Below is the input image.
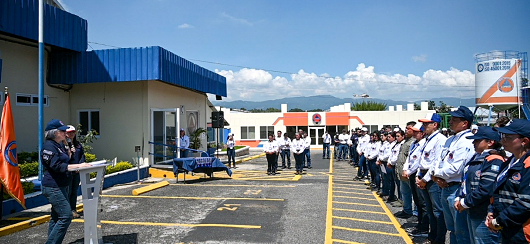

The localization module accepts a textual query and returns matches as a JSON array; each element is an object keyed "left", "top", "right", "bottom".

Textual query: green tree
[
  {"left": 351, "top": 101, "right": 387, "bottom": 111},
  {"left": 288, "top": 108, "right": 305, "bottom": 112},
  {"left": 307, "top": 109, "right": 324, "bottom": 112}
]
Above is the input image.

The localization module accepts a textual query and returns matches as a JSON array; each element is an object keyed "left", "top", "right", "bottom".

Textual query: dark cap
[
  {"left": 466, "top": 126, "right": 500, "bottom": 141},
  {"left": 449, "top": 106, "right": 474, "bottom": 123},
  {"left": 45, "top": 119, "right": 68, "bottom": 131},
  {"left": 494, "top": 119, "right": 530, "bottom": 138}
]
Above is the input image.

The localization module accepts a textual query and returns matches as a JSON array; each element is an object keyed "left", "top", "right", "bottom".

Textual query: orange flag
[{"left": 0, "top": 94, "right": 25, "bottom": 209}]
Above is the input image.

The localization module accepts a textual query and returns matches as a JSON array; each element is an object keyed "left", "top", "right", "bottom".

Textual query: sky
[{"left": 59, "top": 0, "right": 530, "bottom": 103}]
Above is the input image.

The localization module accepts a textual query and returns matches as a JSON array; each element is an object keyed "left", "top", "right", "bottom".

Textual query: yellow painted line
[
  {"left": 149, "top": 168, "right": 203, "bottom": 180},
  {"left": 325, "top": 174, "right": 333, "bottom": 243},
  {"left": 333, "top": 186, "right": 369, "bottom": 190},
  {"left": 333, "top": 195, "right": 377, "bottom": 201},
  {"left": 332, "top": 201, "right": 380, "bottom": 207},
  {"left": 235, "top": 177, "right": 299, "bottom": 181},
  {"left": 333, "top": 190, "right": 373, "bottom": 196},
  {"left": 372, "top": 192, "right": 413, "bottom": 243},
  {"left": 168, "top": 184, "right": 296, "bottom": 188},
  {"left": 333, "top": 215, "right": 393, "bottom": 225},
  {"left": 0, "top": 215, "right": 50, "bottom": 237},
  {"left": 333, "top": 208, "right": 386, "bottom": 215},
  {"left": 101, "top": 194, "right": 284, "bottom": 201},
  {"left": 332, "top": 225, "right": 401, "bottom": 237},
  {"left": 5, "top": 217, "right": 32, "bottom": 220},
  {"left": 329, "top": 151, "right": 334, "bottom": 174},
  {"left": 72, "top": 219, "right": 261, "bottom": 229},
  {"left": 293, "top": 175, "right": 302, "bottom": 181},
  {"left": 132, "top": 180, "right": 169, "bottom": 196},
  {"left": 241, "top": 153, "right": 265, "bottom": 162},
  {"left": 331, "top": 238, "right": 365, "bottom": 244},
  {"left": 334, "top": 183, "right": 364, "bottom": 186}
]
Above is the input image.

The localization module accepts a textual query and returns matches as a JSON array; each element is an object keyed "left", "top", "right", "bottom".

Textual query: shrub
[
  {"left": 2, "top": 181, "right": 34, "bottom": 200},
  {"left": 18, "top": 151, "right": 39, "bottom": 164},
  {"left": 85, "top": 153, "right": 96, "bottom": 163},
  {"left": 90, "top": 161, "right": 133, "bottom": 178},
  {"left": 19, "top": 162, "right": 39, "bottom": 178}
]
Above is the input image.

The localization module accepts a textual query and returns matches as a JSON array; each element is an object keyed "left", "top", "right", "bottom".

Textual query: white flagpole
[{"left": 38, "top": 0, "right": 44, "bottom": 181}]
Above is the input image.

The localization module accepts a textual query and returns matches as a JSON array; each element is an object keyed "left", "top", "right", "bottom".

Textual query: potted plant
[{"left": 189, "top": 127, "right": 206, "bottom": 156}]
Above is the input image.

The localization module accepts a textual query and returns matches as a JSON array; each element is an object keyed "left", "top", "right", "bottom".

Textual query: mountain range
[{"left": 212, "top": 95, "right": 476, "bottom": 111}]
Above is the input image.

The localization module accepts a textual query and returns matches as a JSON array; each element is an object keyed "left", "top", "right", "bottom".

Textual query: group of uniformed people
[
  {"left": 263, "top": 130, "right": 312, "bottom": 175},
  {"left": 350, "top": 106, "right": 530, "bottom": 244}
]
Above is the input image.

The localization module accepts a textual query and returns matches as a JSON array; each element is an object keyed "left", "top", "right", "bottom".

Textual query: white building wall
[{"left": 0, "top": 38, "right": 70, "bottom": 153}]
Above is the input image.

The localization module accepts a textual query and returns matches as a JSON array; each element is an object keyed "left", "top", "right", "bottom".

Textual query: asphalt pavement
[{"left": 0, "top": 149, "right": 420, "bottom": 244}]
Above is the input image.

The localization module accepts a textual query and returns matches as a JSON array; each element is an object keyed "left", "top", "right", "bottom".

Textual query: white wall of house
[{"left": 0, "top": 38, "right": 70, "bottom": 154}]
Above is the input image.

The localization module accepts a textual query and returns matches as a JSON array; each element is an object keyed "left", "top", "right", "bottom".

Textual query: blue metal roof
[
  {"left": 49, "top": 46, "right": 227, "bottom": 97},
  {"left": 0, "top": 0, "right": 87, "bottom": 52}
]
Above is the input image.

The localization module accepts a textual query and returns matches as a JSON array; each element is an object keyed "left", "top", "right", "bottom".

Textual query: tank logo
[
  {"left": 312, "top": 113, "right": 322, "bottom": 125},
  {"left": 497, "top": 77, "right": 514, "bottom": 93},
  {"left": 4, "top": 141, "right": 17, "bottom": 167},
  {"left": 477, "top": 64, "right": 484, "bottom": 72}
]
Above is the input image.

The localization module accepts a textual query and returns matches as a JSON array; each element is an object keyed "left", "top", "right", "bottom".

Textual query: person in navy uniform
[
  {"left": 65, "top": 125, "right": 86, "bottom": 219},
  {"left": 41, "top": 119, "right": 90, "bottom": 244},
  {"left": 454, "top": 126, "right": 505, "bottom": 243},
  {"left": 486, "top": 119, "right": 530, "bottom": 243}
]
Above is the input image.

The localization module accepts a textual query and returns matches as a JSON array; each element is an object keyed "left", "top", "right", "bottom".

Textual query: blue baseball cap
[
  {"left": 419, "top": 113, "right": 441, "bottom": 123},
  {"left": 466, "top": 126, "right": 500, "bottom": 141},
  {"left": 449, "top": 106, "right": 474, "bottom": 124},
  {"left": 494, "top": 119, "right": 530, "bottom": 138},
  {"left": 45, "top": 119, "right": 68, "bottom": 131}
]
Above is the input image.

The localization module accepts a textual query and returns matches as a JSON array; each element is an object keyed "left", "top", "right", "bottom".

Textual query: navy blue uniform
[
  {"left": 489, "top": 151, "right": 530, "bottom": 243},
  {"left": 41, "top": 140, "right": 71, "bottom": 187}
]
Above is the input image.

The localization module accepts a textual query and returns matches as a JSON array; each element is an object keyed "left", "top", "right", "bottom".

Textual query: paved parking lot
[{"left": 0, "top": 151, "right": 416, "bottom": 244}]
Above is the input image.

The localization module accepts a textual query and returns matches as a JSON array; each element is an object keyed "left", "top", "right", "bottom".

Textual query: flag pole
[
  {"left": 38, "top": 0, "right": 44, "bottom": 181},
  {"left": 0, "top": 87, "right": 6, "bottom": 221}
]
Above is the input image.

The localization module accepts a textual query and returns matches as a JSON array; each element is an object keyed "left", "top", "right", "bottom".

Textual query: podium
[{"left": 69, "top": 161, "right": 109, "bottom": 244}]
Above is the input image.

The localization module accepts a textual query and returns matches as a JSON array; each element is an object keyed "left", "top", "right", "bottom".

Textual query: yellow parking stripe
[
  {"left": 333, "top": 195, "right": 377, "bottom": 201},
  {"left": 168, "top": 184, "right": 296, "bottom": 188},
  {"left": 332, "top": 225, "right": 401, "bottom": 237},
  {"left": 332, "top": 201, "right": 380, "bottom": 207},
  {"left": 101, "top": 195, "right": 284, "bottom": 201},
  {"left": 333, "top": 186, "right": 368, "bottom": 191},
  {"left": 332, "top": 238, "right": 365, "bottom": 244},
  {"left": 372, "top": 192, "right": 414, "bottom": 243},
  {"left": 333, "top": 190, "right": 373, "bottom": 196},
  {"left": 332, "top": 216, "right": 393, "bottom": 225},
  {"left": 71, "top": 219, "right": 261, "bottom": 229},
  {"left": 333, "top": 208, "right": 386, "bottom": 215}
]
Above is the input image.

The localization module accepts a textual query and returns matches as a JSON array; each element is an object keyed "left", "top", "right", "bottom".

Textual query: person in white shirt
[
  {"left": 432, "top": 106, "right": 475, "bottom": 244},
  {"left": 366, "top": 132, "right": 382, "bottom": 191},
  {"left": 179, "top": 128, "right": 190, "bottom": 158},
  {"left": 274, "top": 131, "right": 282, "bottom": 173},
  {"left": 378, "top": 132, "right": 390, "bottom": 196},
  {"left": 354, "top": 127, "right": 370, "bottom": 180},
  {"left": 385, "top": 132, "right": 400, "bottom": 203},
  {"left": 303, "top": 132, "right": 312, "bottom": 169},
  {"left": 338, "top": 129, "right": 350, "bottom": 161},
  {"left": 280, "top": 133, "right": 292, "bottom": 169},
  {"left": 291, "top": 133, "right": 306, "bottom": 175},
  {"left": 263, "top": 134, "right": 279, "bottom": 175},
  {"left": 415, "top": 113, "right": 448, "bottom": 244},
  {"left": 226, "top": 134, "right": 236, "bottom": 168},
  {"left": 322, "top": 131, "right": 332, "bottom": 159}
]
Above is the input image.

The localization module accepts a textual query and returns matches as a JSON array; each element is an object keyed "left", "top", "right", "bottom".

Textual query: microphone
[{"left": 66, "top": 138, "right": 73, "bottom": 148}]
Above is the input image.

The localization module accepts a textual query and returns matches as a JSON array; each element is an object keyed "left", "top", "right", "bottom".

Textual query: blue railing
[{"left": 148, "top": 141, "right": 209, "bottom": 160}]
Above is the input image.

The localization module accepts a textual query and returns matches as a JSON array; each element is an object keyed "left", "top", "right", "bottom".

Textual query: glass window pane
[
  {"left": 79, "top": 111, "right": 89, "bottom": 135},
  {"left": 241, "top": 127, "right": 248, "bottom": 139},
  {"left": 248, "top": 126, "right": 255, "bottom": 139},
  {"left": 260, "top": 126, "right": 267, "bottom": 139},
  {"left": 17, "top": 95, "right": 30, "bottom": 104},
  {"left": 91, "top": 111, "right": 100, "bottom": 134}
]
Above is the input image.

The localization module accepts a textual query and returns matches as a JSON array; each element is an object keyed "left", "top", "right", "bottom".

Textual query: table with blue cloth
[{"left": 172, "top": 157, "right": 232, "bottom": 182}]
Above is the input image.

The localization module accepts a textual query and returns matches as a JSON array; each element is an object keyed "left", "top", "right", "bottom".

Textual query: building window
[
  {"left": 363, "top": 125, "right": 379, "bottom": 133},
  {"left": 78, "top": 110, "right": 100, "bottom": 136},
  {"left": 260, "top": 126, "right": 274, "bottom": 139},
  {"left": 241, "top": 126, "right": 255, "bottom": 140},
  {"left": 15, "top": 93, "right": 49, "bottom": 106}
]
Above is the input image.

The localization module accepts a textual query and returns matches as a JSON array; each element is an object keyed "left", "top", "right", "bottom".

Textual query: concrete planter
[
  {"left": 2, "top": 166, "right": 150, "bottom": 216},
  {"left": 212, "top": 146, "right": 250, "bottom": 161}
]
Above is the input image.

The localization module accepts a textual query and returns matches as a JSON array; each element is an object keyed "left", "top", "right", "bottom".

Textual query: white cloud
[
  {"left": 221, "top": 12, "right": 254, "bottom": 26},
  {"left": 412, "top": 54, "right": 428, "bottom": 63},
  {"left": 213, "top": 64, "right": 475, "bottom": 102},
  {"left": 178, "top": 23, "right": 194, "bottom": 29}
]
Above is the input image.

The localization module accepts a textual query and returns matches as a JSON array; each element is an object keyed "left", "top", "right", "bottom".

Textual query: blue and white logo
[
  {"left": 477, "top": 64, "right": 484, "bottom": 72},
  {"left": 4, "top": 141, "right": 17, "bottom": 167}
]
